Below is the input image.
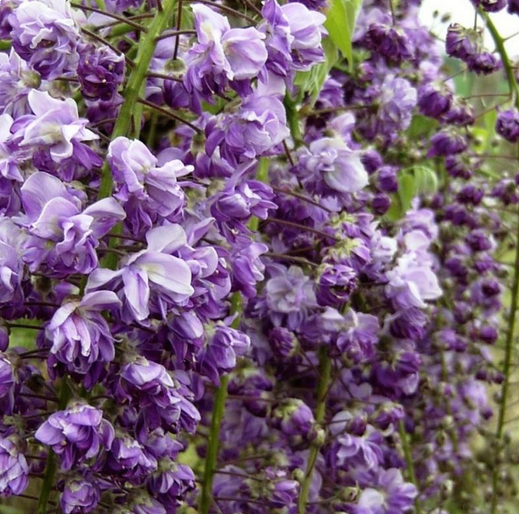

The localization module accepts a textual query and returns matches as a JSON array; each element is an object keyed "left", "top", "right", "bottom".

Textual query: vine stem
[
  {"left": 297, "top": 347, "right": 332, "bottom": 514},
  {"left": 398, "top": 421, "right": 422, "bottom": 514},
  {"left": 97, "top": 0, "right": 178, "bottom": 201},
  {"left": 199, "top": 293, "right": 242, "bottom": 514},
  {"left": 482, "top": 10, "right": 519, "bottom": 514},
  {"left": 96, "top": 0, "right": 177, "bottom": 270},
  {"left": 199, "top": 374, "right": 229, "bottom": 514}
]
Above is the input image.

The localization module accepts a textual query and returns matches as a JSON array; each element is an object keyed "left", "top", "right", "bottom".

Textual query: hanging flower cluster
[{"left": 0, "top": 0, "right": 517, "bottom": 513}]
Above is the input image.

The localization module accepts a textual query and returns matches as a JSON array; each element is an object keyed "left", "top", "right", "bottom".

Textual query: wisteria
[{"left": 0, "top": 0, "right": 519, "bottom": 513}]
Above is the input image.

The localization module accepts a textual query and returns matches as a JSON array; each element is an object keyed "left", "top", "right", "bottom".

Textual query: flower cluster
[{"left": 0, "top": 0, "right": 516, "bottom": 513}]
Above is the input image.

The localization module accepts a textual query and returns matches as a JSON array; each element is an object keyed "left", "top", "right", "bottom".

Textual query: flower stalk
[
  {"left": 297, "top": 346, "right": 332, "bottom": 514},
  {"left": 481, "top": 10, "right": 519, "bottom": 514}
]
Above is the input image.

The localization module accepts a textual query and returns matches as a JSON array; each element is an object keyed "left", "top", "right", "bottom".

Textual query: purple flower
[
  {"left": 46, "top": 290, "right": 121, "bottom": 374},
  {"left": 77, "top": 45, "right": 125, "bottom": 101},
  {"left": 279, "top": 2, "right": 326, "bottom": 71},
  {"left": 198, "top": 324, "right": 251, "bottom": 384},
  {"left": 231, "top": 239, "right": 269, "bottom": 298},
  {"left": 510, "top": 0, "right": 519, "bottom": 13},
  {"left": 316, "top": 263, "right": 357, "bottom": 308},
  {"left": 211, "top": 177, "right": 277, "bottom": 238},
  {"left": 184, "top": 4, "right": 267, "bottom": 98},
  {"left": 376, "top": 76, "right": 417, "bottom": 137},
  {"left": 9, "top": 0, "right": 80, "bottom": 79},
  {"left": 0, "top": 353, "right": 15, "bottom": 407},
  {"left": 321, "top": 307, "right": 379, "bottom": 363},
  {"left": 365, "top": 23, "right": 413, "bottom": 63},
  {"left": 0, "top": 434, "right": 29, "bottom": 497},
  {"left": 87, "top": 225, "right": 193, "bottom": 322},
  {"left": 148, "top": 460, "right": 195, "bottom": 508},
  {"left": 377, "top": 166, "right": 398, "bottom": 193},
  {"left": 330, "top": 412, "right": 383, "bottom": 469},
  {"left": 108, "top": 137, "right": 191, "bottom": 229},
  {"left": 106, "top": 433, "right": 157, "bottom": 483},
  {"left": 35, "top": 404, "right": 115, "bottom": 470},
  {"left": 297, "top": 137, "right": 369, "bottom": 197},
  {"left": 0, "top": 49, "right": 40, "bottom": 117},
  {"left": 271, "top": 398, "right": 315, "bottom": 438},
  {"left": 474, "top": 0, "right": 508, "bottom": 11},
  {"left": 427, "top": 129, "right": 467, "bottom": 158},
  {"left": 265, "top": 265, "right": 317, "bottom": 330},
  {"left": 268, "top": 326, "right": 298, "bottom": 358},
  {"left": 0, "top": 217, "right": 25, "bottom": 306},
  {"left": 372, "top": 193, "right": 391, "bottom": 215},
  {"left": 60, "top": 476, "right": 100, "bottom": 514},
  {"left": 418, "top": 82, "right": 453, "bottom": 120},
  {"left": 116, "top": 356, "right": 200, "bottom": 434},
  {"left": 496, "top": 109, "right": 519, "bottom": 143},
  {"left": 386, "top": 255, "right": 442, "bottom": 309},
  {"left": 13, "top": 90, "right": 100, "bottom": 166},
  {"left": 446, "top": 24, "right": 479, "bottom": 62},
  {"left": 468, "top": 52, "right": 500, "bottom": 75},
  {"left": 260, "top": 0, "right": 293, "bottom": 77},
  {"left": 0, "top": 113, "right": 23, "bottom": 184},
  {"left": 21, "top": 172, "right": 125, "bottom": 275},
  {"left": 206, "top": 95, "right": 290, "bottom": 164}
]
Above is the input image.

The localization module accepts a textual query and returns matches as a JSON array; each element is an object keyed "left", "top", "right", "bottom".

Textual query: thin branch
[
  {"left": 71, "top": 2, "right": 148, "bottom": 32},
  {"left": 184, "top": 0, "right": 256, "bottom": 23},
  {"left": 80, "top": 27, "right": 135, "bottom": 68},
  {"left": 137, "top": 97, "right": 202, "bottom": 134}
]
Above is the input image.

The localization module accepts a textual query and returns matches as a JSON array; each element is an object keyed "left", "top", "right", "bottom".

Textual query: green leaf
[
  {"left": 405, "top": 115, "right": 439, "bottom": 139},
  {"left": 411, "top": 165, "right": 438, "bottom": 196},
  {"left": 385, "top": 165, "right": 438, "bottom": 221},
  {"left": 294, "top": 37, "right": 338, "bottom": 104},
  {"left": 323, "top": 0, "right": 363, "bottom": 70}
]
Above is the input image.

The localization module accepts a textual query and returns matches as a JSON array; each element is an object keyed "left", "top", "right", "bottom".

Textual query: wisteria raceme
[{"left": 0, "top": 0, "right": 517, "bottom": 513}]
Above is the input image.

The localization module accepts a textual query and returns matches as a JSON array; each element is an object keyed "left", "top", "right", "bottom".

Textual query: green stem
[
  {"left": 284, "top": 94, "right": 303, "bottom": 148},
  {"left": 482, "top": 11, "right": 519, "bottom": 514},
  {"left": 97, "top": 0, "right": 177, "bottom": 270},
  {"left": 199, "top": 374, "right": 229, "bottom": 514},
  {"left": 97, "top": 0, "right": 177, "bottom": 200},
  {"left": 297, "top": 347, "right": 332, "bottom": 514},
  {"left": 37, "top": 380, "right": 71, "bottom": 514},
  {"left": 248, "top": 158, "right": 270, "bottom": 231},
  {"left": 482, "top": 12, "right": 519, "bottom": 105},
  {"left": 199, "top": 292, "right": 242, "bottom": 514},
  {"left": 399, "top": 421, "right": 422, "bottom": 514}
]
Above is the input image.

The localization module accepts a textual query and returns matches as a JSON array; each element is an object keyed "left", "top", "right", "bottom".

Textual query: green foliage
[
  {"left": 405, "top": 115, "right": 439, "bottom": 139},
  {"left": 386, "top": 165, "right": 438, "bottom": 221},
  {"left": 323, "top": 0, "right": 363, "bottom": 70},
  {"left": 294, "top": 37, "right": 339, "bottom": 104}
]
